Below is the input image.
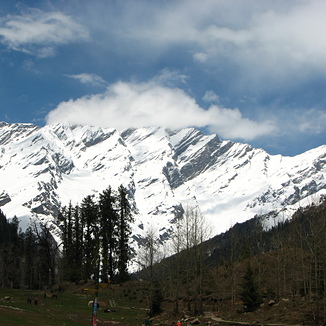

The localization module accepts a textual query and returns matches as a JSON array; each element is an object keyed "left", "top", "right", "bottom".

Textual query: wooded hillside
[{"left": 1, "top": 195, "right": 326, "bottom": 324}]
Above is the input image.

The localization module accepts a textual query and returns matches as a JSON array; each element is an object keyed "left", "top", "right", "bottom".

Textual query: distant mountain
[{"left": 0, "top": 122, "right": 325, "bottom": 249}]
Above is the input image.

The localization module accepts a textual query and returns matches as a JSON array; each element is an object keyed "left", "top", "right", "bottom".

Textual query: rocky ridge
[{"left": 0, "top": 122, "right": 324, "bottom": 249}]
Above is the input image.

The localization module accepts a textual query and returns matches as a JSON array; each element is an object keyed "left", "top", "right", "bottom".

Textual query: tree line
[
  {"left": 58, "top": 185, "right": 133, "bottom": 284},
  {"left": 0, "top": 184, "right": 133, "bottom": 289},
  {"left": 2, "top": 184, "right": 326, "bottom": 323},
  {"left": 208, "top": 196, "right": 326, "bottom": 302},
  {"left": 136, "top": 196, "right": 326, "bottom": 323},
  {"left": 0, "top": 211, "right": 57, "bottom": 289}
]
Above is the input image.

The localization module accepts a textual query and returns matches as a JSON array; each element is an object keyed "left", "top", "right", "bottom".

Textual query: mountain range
[{"left": 0, "top": 122, "right": 325, "bottom": 250}]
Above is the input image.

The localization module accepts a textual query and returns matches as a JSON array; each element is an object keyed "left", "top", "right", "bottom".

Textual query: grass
[
  {"left": 0, "top": 281, "right": 310, "bottom": 326},
  {"left": 0, "top": 284, "right": 149, "bottom": 326}
]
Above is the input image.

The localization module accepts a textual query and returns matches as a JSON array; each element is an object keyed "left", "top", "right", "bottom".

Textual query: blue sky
[{"left": 0, "top": 0, "right": 325, "bottom": 156}]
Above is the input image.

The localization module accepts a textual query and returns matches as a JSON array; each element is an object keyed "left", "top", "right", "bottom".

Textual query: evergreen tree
[
  {"left": 239, "top": 263, "right": 262, "bottom": 312},
  {"left": 0, "top": 209, "right": 8, "bottom": 244},
  {"left": 73, "top": 205, "right": 83, "bottom": 282},
  {"left": 59, "top": 203, "right": 77, "bottom": 282},
  {"left": 81, "top": 195, "right": 99, "bottom": 280},
  {"left": 58, "top": 185, "right": 134, "bottom": 284},
  {"left": 21, "top": 227, "right": 38, "bottom": 289},
  {"left": 99, "top": 187, "right": 117, "bottom": 282},
  {"left": 33, "top": 222, "right": 58, "bottom": 288},
  {"left": 0, "top": 213, "right": 22, "bottom": 288},
  {"left": 117, "top": 185, "right": 133, "bottom": 283}
]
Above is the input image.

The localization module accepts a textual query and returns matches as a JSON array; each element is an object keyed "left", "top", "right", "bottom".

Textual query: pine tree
[
  {"left": 33, "top": 222, "right": 58, "bottom": 288},
  {"left": 59, "top": 203, "right": 77, "bottom": 282},
  {"left": 0, "top": 209, "right": 8, "bottom": 244},
  {"left": 117, "top": 185, "right": 133, "bottom": 283},
  {"left": 58, "top": 185, "right": 134, "bottom": 284},
  {"left": 239, "top": 263, "right": 262, "bottom": 312},
  {"left": 99, "top": 187, "right": 117, "bottom": 282},
  {"left": 73, "top": 205, "right": 83, "bottom": 282},
  {"left": 0, "top": 212, "right": 22, "bottom": 288},
  {"left": 21, "top": 227, "right": 38, "bottom": 289},
  {"left": 81, "top": 195, "right": 99, "bottom": 280}
]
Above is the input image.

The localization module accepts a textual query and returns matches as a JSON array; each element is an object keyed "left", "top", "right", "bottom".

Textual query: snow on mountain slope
[{"left": 0, "top": 122, "right": 325, "bottom": 246}]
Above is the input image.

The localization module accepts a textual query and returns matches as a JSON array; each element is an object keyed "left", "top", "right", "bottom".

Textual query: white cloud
[
  {"left": 193, "top": 52, "right": 208, "bottom": 63},
  {"left": 203, "top": 91, "right": 220, "bottom": 104},
  {"left": 66, "top": 73, "right": 106, "bottom": 87},
  {"left": 152, "top": 69, "right": 188, "bottom": 87},
  {"left": 0, "top": 8, "right": 88, "bottom": 57},
  {"left": 206, "top": 106, "right": 276, "bottom": 140},
  {"left": 297, "top": 109, "right": 326, "bottom": 134},
  {"left": 121, "top": 0, "right": 326, "bottom": 85},
  {"left": 46, "top": 79, "right": 277, "bottom": 141}
]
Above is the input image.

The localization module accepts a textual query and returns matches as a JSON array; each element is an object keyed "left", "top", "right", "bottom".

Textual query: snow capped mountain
[{"left": 0, "top": 122, "right": 325, "bottom": 246}]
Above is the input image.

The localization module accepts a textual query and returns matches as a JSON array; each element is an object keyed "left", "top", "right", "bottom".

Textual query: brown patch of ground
[{"left": 150, "top": 297, "right": 318, "bottom": 326}]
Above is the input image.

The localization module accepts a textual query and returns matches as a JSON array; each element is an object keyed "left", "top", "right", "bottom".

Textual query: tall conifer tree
[
  {"left": 117, "top": 185, "right": 133, "bottom": 283},
  {"left": 99, "top": 187, "right": 117, "bottom": 282},
  {"left": 81, "top": 195, "right": 99, "bottom": 280},
  {"left": 239, "top": 263, "right": 262, "bottom": 312}
]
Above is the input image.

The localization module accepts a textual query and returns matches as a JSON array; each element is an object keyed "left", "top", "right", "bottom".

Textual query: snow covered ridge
[{"left": 0, "top": 121, "right": 325, "bottom": 245}]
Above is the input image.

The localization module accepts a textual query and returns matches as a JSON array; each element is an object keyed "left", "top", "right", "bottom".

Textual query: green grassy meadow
[{"left": 0, "top": 284, "right": 149, "bottom": 326}]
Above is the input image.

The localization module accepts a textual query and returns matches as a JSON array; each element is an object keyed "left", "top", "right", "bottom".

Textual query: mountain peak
[{"left": 0, "top": 122, "right": 325, "bottom": 247}]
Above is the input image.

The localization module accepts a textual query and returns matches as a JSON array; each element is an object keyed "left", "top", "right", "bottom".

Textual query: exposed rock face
[
  {"left": 0, "top": 122, "right": 325, "bottom": 246},
  {"left": 0, "top": 191, "right": 11, "bottom": 207}
]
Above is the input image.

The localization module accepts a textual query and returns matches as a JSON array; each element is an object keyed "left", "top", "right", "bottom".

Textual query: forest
[
  {"left": 135, "top": 196, "right": 326, "bottom": 323},
  {"left": 0, "top": 189, "right": 326, "bottom": 324},
  {"left": 0, "top": 185, "right": 133, "bottom": 289}
]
